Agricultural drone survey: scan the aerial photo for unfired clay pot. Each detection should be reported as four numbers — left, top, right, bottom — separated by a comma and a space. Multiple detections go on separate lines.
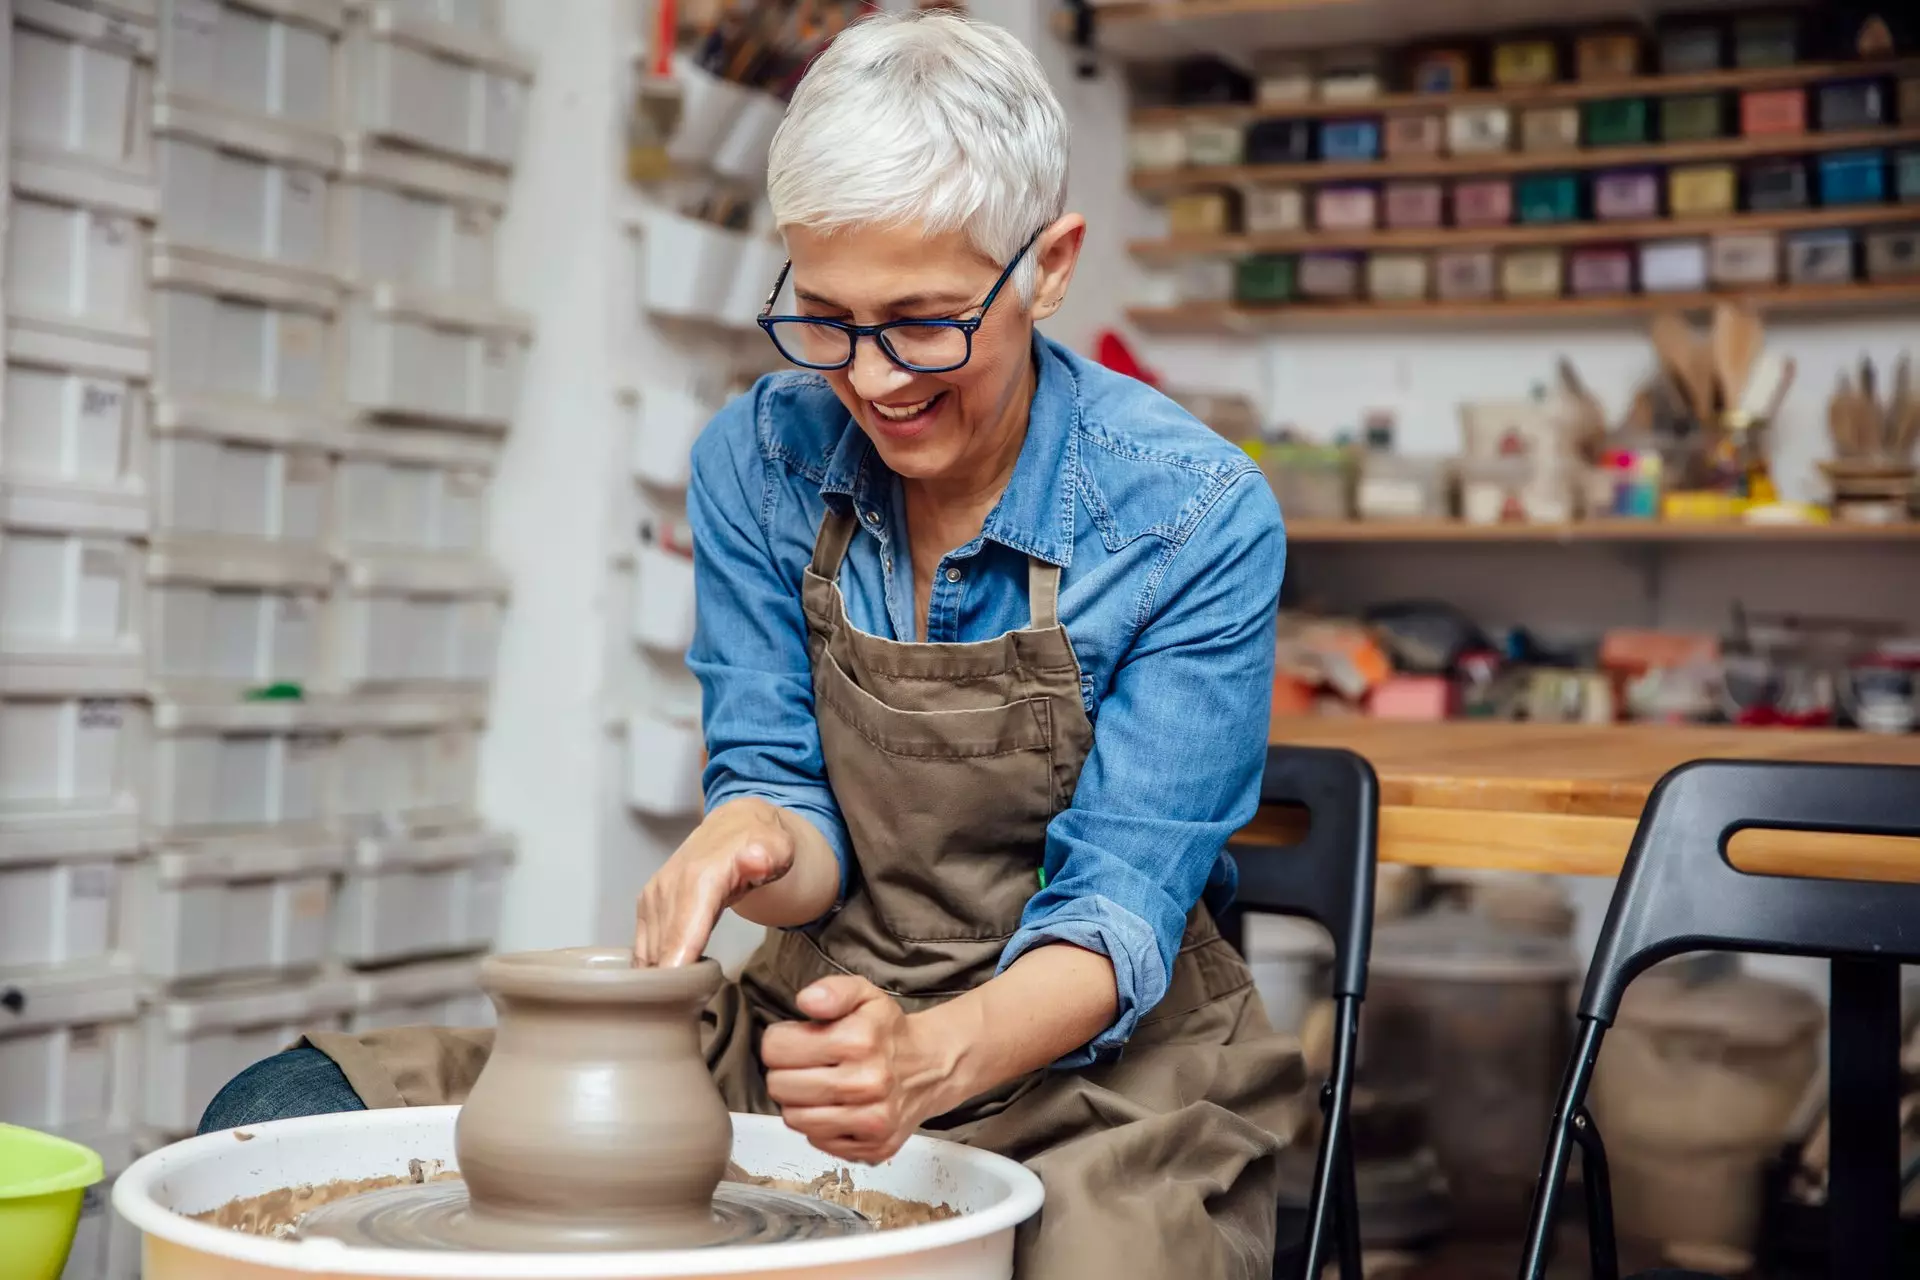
455, 948, 731, 1249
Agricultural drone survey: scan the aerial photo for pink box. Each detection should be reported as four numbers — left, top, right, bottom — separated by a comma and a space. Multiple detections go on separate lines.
1314, 185, 1379, 231
1569, 246, 1635, 295
1384, 181, 1445, 229
1452, 179, 1513, 227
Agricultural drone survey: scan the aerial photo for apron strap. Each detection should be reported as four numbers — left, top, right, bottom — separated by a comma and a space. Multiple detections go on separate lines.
1028, 558, 1062, 630
809, 506, 860, 581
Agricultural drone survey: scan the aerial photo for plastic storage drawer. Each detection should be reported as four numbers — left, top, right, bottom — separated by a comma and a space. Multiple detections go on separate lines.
154, 95, 338, 280
0, 969, 141, 1132
0, 823, 136, 971
0, 693, 143, 875
1, 325, 150, 519
333, 138, 505, 298
333, 827, 512, 965
341, 285, 529, 429
339, 4, 532, 169
334, 699, 483, 832
149, 397, 334, 556
140, 977, 350, 1134
151, 245, 341, 411
130, 838, 345, 986
5, 152, 156, 352
145, 700, 338, 837
0, 486, 147, 694
146, 543, 330, 696
325, 555, 506, 691
332, 426, 492, 558
343, 954, 492, 1033
53, 1122, 140, 1280
10, 0, 158, 175
381, 0, 501, 33
157, 0, 341, 135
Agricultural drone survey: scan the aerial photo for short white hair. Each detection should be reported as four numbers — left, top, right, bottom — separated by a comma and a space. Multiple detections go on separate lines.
766, 10, 1068, 305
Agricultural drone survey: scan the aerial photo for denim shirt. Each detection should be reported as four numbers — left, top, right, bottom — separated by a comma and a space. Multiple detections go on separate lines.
687, 335, 1287, 1064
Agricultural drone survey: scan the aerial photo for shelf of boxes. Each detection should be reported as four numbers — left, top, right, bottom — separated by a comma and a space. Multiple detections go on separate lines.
333, 825, 511, 966
338, 0, 531, 171
59, 1120, 141, 1280
341, 951, 490, 1032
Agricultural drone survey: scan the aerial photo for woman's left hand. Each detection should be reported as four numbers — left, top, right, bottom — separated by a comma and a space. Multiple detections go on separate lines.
761, 976, 950, 1164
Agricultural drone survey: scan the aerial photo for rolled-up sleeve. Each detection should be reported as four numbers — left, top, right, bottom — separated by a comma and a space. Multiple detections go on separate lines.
997, 468, 1286, 1065
686, 390, 851, 904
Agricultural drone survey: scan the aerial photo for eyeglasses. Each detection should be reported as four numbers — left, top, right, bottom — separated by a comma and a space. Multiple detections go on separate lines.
756, 230, 1041, 375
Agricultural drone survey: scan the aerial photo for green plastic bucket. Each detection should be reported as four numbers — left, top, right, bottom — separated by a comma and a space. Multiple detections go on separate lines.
0, 1123, 104, 1280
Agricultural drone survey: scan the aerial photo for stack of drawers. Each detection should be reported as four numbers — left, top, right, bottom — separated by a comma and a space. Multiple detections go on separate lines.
4, 5, 533, 1260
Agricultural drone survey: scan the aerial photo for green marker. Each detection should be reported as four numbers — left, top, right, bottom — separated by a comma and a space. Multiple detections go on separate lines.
1035, 867, 1049, 890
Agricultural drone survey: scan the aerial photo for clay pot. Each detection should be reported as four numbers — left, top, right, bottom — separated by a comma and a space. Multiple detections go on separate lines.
455, 948, 731, 1248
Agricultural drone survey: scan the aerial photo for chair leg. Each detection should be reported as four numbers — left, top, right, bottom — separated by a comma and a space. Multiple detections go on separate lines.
1517, 1017, 1609, 1280
1829, 957, 1902, 1278
1299, 993, 1362, 1280
1567, 1108, 1619, 1280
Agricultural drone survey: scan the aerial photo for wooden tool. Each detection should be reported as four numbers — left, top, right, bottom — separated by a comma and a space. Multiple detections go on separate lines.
1650, 311, 1717, 425
1710, 301, 1764, 416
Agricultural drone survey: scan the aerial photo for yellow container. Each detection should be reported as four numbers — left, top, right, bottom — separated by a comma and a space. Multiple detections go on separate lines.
0, 1123, 103, 1280
1669, 164, 1738, 218
1494, 39, 1558, 87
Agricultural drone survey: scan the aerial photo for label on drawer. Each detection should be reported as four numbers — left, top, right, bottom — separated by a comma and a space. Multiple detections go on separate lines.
78, 699, 124, 729
80, 381, 124, 420
286, 452, 327, 483
483, 336, 512, 368
81, 545, 124, 578
90, 213, 131, 247
72, 866, 115, 899
291, 882, 329, 919
279, 320, 319, 358
69, 1023, 103, 1049
285, 171, 319, 205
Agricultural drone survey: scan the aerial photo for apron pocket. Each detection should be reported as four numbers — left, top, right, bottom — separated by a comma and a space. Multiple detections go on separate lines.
816, 645, 1055, 760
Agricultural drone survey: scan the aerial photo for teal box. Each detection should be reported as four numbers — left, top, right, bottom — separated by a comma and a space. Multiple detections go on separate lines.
1516, 173, 1580, 224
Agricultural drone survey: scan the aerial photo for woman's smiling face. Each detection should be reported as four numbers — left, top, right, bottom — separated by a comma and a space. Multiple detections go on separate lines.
782, 219, 1082, 484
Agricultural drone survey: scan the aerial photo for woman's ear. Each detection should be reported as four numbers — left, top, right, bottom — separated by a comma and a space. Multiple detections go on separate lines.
1030, 215, 1087, 322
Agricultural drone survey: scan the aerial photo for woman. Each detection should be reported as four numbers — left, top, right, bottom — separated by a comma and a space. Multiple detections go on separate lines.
199, 11, 1300, 1274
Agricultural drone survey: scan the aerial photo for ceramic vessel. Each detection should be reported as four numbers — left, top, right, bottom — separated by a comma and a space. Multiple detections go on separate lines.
456, 950, 732, 1249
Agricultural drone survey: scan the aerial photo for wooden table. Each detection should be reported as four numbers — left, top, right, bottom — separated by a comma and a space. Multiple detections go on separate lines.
1243, 719, 1920, 881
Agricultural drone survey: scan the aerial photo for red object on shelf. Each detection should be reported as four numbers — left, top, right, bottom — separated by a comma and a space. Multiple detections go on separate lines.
1094, 331, 1160, 388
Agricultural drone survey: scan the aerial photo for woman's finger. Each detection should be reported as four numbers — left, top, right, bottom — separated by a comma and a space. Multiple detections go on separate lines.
779, 1104, 891, 1147
765, 1063, 890, 1108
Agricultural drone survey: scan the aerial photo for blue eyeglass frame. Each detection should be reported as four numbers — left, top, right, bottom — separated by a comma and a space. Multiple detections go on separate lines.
756, 229, 1043, 374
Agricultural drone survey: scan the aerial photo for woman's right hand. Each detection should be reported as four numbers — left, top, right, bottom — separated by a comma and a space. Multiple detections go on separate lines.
632, 798, 798, 968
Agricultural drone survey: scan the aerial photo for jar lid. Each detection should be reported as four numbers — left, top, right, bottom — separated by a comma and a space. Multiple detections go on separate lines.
1615, 961, 1823, 1048
1370, 910, 1579, 982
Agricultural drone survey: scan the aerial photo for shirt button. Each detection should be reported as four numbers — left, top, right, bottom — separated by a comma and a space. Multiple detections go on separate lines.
864, 510, 881, 526
944, 566, 963, 583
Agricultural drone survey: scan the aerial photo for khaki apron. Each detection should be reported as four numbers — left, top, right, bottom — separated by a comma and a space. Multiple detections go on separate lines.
306, 507, 1305, 1278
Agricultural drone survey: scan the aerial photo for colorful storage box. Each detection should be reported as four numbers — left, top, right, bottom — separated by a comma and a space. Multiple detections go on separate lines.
1584, 99, 1650, 147
1898, 151, 1920, 203
1516, 174, 1580, 224
1569, 246, 1634, 295
1367, 252, 1431, 302
1818, 81, 1890, 132
1435, 249, 1497, 300
1168, 190, 1239, 237
1521, 107, 1582, 153
1410, 48, 1472, 94
1733, 14, 1798, 68
1234, 255, 1296, 304
1661, 93, 1725, 142
1173, 58, 1252, 105
1785, 229, 1855, 284
1315, 186, 1379, 231
1452, 179, 1513, 226
1318, 51, 1383, 103
1640, 238, 1709, 292
1448, 106, 1512, 154
1244, 185, 1307, 233
1819, 150, 1887, 205
1594, 169, 1661, 220
1576, 30, 1640, 82
1747, 157, 1810, 211
1710, 231, 1780, 285
1175, 258, 1234, 303
1669, 164, 1737, 217
1128, 125, 1187, 171
1901, 78, 1920, 126
1245, 121, 1313, 164
1184, 120, 1244, 167
1319, 119, 1382, 161
1493, 39, 1557, 88
1384, 114, 1446, 158
1298, 252, 1363, 300
1254, 56, 1314, 105
1742, 89, 1807, 137
1659, 23, 1722, 74
1866, 227, 1920, 280
1500, 249, 1564, 299
1384, 181, 1445, 229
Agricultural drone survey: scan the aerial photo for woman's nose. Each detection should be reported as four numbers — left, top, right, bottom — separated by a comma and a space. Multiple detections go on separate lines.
847, 335, 916, 400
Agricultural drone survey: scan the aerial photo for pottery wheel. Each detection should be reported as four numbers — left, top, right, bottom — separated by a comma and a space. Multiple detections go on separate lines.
294, 1180, 876, 1252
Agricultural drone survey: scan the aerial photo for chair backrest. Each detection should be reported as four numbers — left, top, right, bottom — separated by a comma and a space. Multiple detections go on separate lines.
1580, 758, 1920, 1023
1226, 745, 1380, 1000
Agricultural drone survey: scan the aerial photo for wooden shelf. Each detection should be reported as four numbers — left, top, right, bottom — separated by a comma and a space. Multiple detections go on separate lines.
1125, 280, 1920, 330
1134, 204, 1920, 257
1283, 518, 1920, 543
1130, 58, 1920, 127
1132, 126, 1920, 194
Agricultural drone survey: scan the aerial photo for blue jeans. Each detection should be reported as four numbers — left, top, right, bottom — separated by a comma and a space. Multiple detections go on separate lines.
196, 1046, 368, 1134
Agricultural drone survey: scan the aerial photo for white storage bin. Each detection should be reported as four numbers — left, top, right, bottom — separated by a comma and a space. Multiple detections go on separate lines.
340, 3, 532, 169
333, 698, 482, 832
158, 0, 341, 134
146, 699, 339, 837
712, 90, 785, 184
0, 827, 136, 972
0, 968, 141, 1132
0, 486, 146, 695
360, 0, 498, 33
149, 396, 335, 555
343, 953, 490, 1033
332, 426, 491, 558
334, 137, 504, 299
56, 1122, 140, 1280
0, 692, 142, 882
10, 0, 157, 176
625, 709, 703, 818
341, 284, 529, 429
141, 977, 350, 1134
720, 232, 788, 332
625, 383, 713, 490
152, 243, 341, 409
5, 152, 157, 346
333, 827, 511, 965
130, 837, 345, 986
147, 543, 330, 696
2, 326, 150, 515
325, 554, 506, 691
637, 208, 740, 324
664, 54, 750, 169
154, 95, 338, 279
632, 523, 696, 655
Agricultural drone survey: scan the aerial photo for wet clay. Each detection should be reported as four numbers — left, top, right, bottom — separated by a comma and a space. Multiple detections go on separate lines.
192, 1161, 463, 1238
733, 1168, 960, 1231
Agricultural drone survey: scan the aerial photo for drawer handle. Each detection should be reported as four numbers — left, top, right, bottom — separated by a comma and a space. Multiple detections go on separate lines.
1, 988, 23, 1015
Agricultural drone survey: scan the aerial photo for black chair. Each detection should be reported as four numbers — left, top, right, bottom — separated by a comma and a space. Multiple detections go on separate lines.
1222, 745, 1380, 1280
1517, 758, 1920, 1280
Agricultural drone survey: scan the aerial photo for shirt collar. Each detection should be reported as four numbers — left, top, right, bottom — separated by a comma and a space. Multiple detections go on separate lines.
817, 334, 1078, 567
